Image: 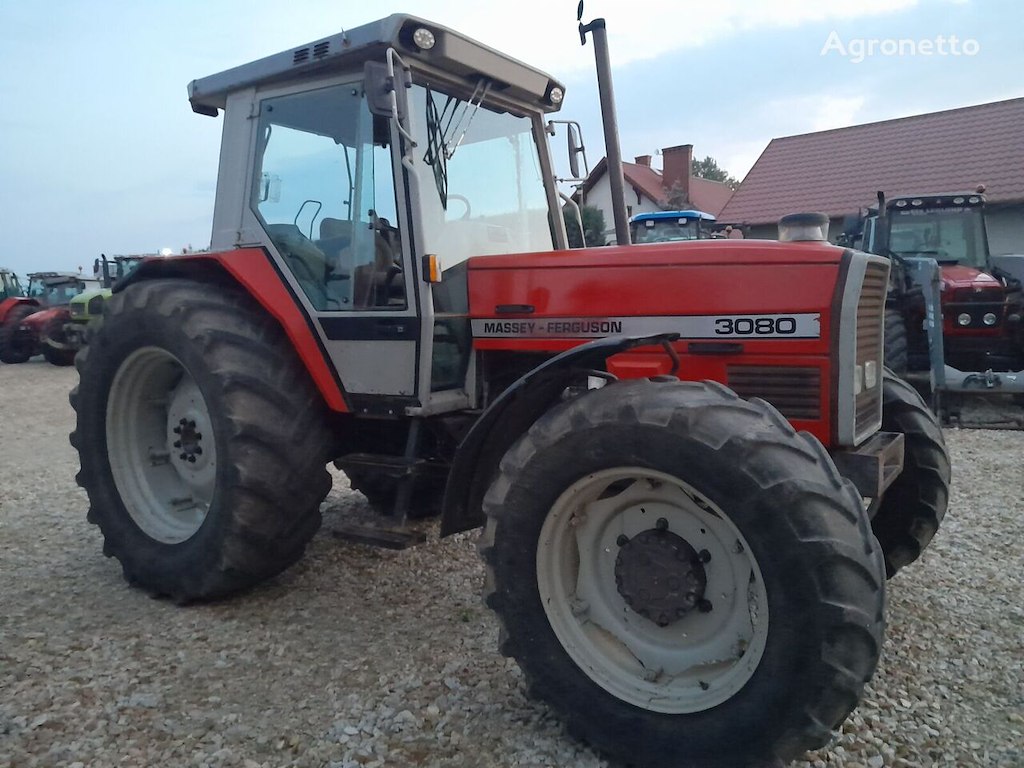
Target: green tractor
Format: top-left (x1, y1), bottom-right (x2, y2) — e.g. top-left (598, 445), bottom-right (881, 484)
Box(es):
top-left (65, 255), bottom-right (145, 349)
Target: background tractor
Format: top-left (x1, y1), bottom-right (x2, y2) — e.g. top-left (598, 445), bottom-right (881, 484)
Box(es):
top-left (65, 255), bottom-right (147, 350)
top-left (70, 11), bottom-right (948, 768)
top-left (0, 272), bottom-right (97, 365)
top-left (628, 209), bottom-right (717, 243)
top-left (849, 190), bottom-right (1024, 418)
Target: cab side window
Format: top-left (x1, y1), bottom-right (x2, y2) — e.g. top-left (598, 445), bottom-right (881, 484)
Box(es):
top-left (251, 84), bottom-right (404, 311)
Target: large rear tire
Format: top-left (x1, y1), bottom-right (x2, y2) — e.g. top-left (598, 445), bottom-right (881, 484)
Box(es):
top-left (872, 370), bottom-right (950, 577)
top-left (70, 278), bottom-right (333, 601)
top-left (481, 379), bottom-right (886, 768)
top-left (0, 304), bottom-right (36, 364)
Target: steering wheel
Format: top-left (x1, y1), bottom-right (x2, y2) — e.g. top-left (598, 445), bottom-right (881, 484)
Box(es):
top-left (446, 194), bottom-right (472, 221)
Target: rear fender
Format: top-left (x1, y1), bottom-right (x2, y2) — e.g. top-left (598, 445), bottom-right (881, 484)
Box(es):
top-left (439, 333), bottom-right (679, 537)
top-left (0, 297), bottom-right (39, 324)
top-left (116, 250), bottom-right (348, 412)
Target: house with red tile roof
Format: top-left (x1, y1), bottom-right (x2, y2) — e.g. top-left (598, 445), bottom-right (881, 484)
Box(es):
top-left (577, 144), bottom-right (735, 241)
top-left (718, 97), bottom-right (1024, 254)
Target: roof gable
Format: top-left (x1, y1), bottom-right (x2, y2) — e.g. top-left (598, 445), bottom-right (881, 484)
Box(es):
top-left (719, 97), bottom-right (1024, 225)
top-left (581, 159), bottom-right (734, 217)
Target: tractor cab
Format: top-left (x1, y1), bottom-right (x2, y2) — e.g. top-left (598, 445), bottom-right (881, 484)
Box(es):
top-left (184, 16), bottom-right (566, 412)
top-left (26, 272), bottom-right (95, 308)
top-left (1, 269), bottom-right (24, 301)
top-left (861, 192), bottom-right (990, 268)
top-left (629, 210), bottom-right (716, 244)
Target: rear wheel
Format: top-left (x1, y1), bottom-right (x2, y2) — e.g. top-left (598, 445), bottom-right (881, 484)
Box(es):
top-left (0, 304), bottom-right (36, 364)
top-left (482, 379), bottom-right (886, 768)
top-left (872, 370), bottom-right (950, 577)
top-left (884, 308), bottom-right (909, 375)
top-left (70, 278), bottom-right (333, 601)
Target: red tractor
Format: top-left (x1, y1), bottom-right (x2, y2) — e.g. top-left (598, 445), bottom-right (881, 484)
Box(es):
top-left (850, 190), bottom-right (1024, 415)
top-left (71, 13), bottom-right (948, 768)
top-left (0, 272), bottom-right (97, 365)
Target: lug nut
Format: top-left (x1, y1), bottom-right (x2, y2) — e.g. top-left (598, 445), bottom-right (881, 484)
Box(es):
top-left (655, 517), bottom-right (668, 531)
top-left (179, 453), bottom-right (188, 461)
top-left (699, 549), bottom-right (711, 563)
top-left (188, 455), bottom-right (197, 463)
top-left (195, 447), bottom-right (203, 455)
top-left (179, 418), bottom-right (187, 425)
top-left (194, 432), bottom-right (202, 440)
top-left (698, 599), bottom-right (713, 613)
top-left (698, 681), bottom-right (709, 691)
top-left (173, 425), bottom-right (182, 434)
top-left (616, 534), bottom-right (629, 547)
top-left (173, 440), bottom-right (181, 448)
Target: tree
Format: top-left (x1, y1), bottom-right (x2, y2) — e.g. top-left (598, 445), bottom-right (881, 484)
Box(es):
top-left (691, 155), bottom-right (740, 190)
top-left (564, 205), bottom-right (607, 248)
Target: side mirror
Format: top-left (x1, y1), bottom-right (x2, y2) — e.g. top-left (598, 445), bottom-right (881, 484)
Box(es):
top-left (549, 120), bottom-right (589, 182)
top-left (364, 60), bottom-right (411, 122)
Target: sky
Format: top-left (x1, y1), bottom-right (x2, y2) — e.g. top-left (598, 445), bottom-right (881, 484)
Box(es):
top-left (1, 0), bottom-right (1021, 277)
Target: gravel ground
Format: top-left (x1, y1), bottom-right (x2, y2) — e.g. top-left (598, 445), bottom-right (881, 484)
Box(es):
top-left (1, 360), bottom-right (1023, 768)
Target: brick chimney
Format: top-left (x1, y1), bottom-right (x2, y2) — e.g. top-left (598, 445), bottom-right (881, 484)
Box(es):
top-left (634, 154), bottom-right (652, 167)
top-left (661, 144), bottom-right (693, 205)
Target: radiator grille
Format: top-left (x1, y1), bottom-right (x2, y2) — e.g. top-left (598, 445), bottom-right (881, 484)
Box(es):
top-left (726, 366), bottom-right (822, 421)
top-left (855, 261), bottom-right (888, 436)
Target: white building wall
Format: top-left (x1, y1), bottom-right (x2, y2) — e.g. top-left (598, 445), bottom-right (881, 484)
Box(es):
top-left (580, 175), bottom-right (662, 244)
top-left (986, 205), bottom-right (1024, 255)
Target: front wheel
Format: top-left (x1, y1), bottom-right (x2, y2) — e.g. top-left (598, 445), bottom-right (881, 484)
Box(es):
top-left (481, 379), bottom-right (886, 768)
top-left (70, 278), bottom-right (333, 601)
top-left (0, 304), bottom-right (36, 364)
top-left (872, 370), bottom-right (950, 577)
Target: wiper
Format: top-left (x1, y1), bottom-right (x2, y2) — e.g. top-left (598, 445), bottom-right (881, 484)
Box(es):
top-left (423, 80), bottom-right (491, 209)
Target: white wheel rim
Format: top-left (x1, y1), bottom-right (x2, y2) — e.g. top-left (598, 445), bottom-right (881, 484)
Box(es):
top-left (106, 347), bottom-right (216, 544)
top-left (536, 468), bottom-right (769, 713)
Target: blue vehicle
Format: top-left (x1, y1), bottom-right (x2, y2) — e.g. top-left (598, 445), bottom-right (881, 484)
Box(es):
top-left (629, 209), bottom-right (717, 243)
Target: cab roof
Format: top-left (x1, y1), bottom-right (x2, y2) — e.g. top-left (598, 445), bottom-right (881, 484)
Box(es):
top-left (188, 14), bottom-right (565, 116)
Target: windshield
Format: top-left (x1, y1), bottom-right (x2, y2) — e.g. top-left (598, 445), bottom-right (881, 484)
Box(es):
top-left (407, 83), bottom-right (554, 266)
top-left (27, 277), bottom-right (88, 305)
top-left (631, 217), bottom-right (701, 244)
top-left (888, 207), bottom-right (988, 267)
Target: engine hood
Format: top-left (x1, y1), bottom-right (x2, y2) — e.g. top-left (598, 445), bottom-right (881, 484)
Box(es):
top-left (20, 306), bottom-right (68, 330)
top-left (940, 264), bottom-right (1002, 292)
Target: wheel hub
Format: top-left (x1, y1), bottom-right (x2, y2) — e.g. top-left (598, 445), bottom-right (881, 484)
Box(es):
top-left (614, 522), bottom-right (708, 627)
top-left (172, 418), bottom-right (204, 464)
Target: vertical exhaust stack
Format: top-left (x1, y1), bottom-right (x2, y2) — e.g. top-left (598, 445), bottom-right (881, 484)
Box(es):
top-left (578, 4), bottom-right (631, 245)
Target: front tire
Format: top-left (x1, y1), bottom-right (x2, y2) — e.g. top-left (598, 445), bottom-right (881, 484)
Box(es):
top-left (70, 278), bottom-right (333, 601)
top-left (482, 379), bottom-right (886, 768)
top-left (41, 316), bottom-right (77, 366)
top-left (883, 308), bottom-right (909, 375)
top-left (872, 370), bottom-right (950, 577)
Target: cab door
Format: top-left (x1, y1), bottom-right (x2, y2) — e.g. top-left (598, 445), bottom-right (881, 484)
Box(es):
top-left (242, 79), bottom-right (421, 406)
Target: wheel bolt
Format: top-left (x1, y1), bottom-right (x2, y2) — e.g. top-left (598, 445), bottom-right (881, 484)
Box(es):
top-left (179, 418), bottom-right (187, 425)
top-left (698, 599), bottom-right (713, 613)
top-left (655, 517), bottom-right (668, 531)
top-left (699, 549), bottom-right (711, 563)
top-left (698, 681), bottom-right (709, 691)
top-left (173, 440), bottom-right (181, 448)
top-left (173, 425), bottom-right (181, 434)
top-left (616, 534), bottom-right (629, 547)
top-left (194, 432), bottom-right (202, 440)
top-left (179, 453), bottom-right (188, 461)
top-left (188, 455), bottom-right (197, 463)
top-left (188, 420), bottom-right (196, 428)
top-left (195, 447), bottom-right (203, 455)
